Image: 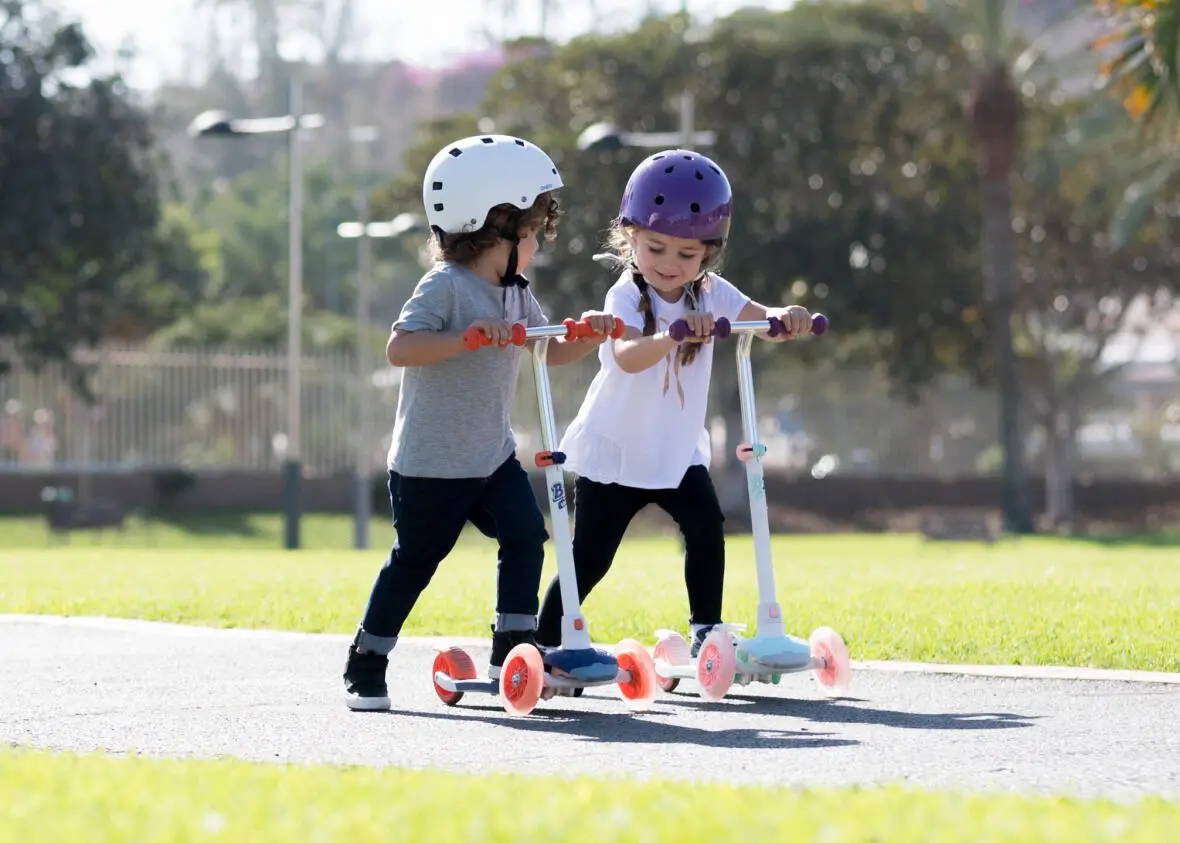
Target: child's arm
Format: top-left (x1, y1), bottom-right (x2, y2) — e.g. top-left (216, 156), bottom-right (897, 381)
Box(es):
top-left (544, 312), bottom-right (617, 366)
top-left (386, 328), bottom-right (468, 367)
top-left (611, 327), bottom-right (682, 373)
top-left (735, 300), bottom-right (812, 342)
top-left (385, 269), bottom-right (478, 367)
top-left (388, 318), bottom-right (520, 366)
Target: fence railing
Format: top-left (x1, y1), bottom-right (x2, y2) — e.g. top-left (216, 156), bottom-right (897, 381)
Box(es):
top-left (1, 340), bottom-right (1177, 479)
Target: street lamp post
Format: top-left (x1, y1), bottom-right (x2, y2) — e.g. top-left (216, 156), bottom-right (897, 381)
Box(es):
top-left (188, 75), bottom-right (325, 551)
top-left (348, 126), bottom-right (379, 552)
top-left (577, 91), bottom-right (714, 152)
top-left (336, 211), bottom-right (427, 550)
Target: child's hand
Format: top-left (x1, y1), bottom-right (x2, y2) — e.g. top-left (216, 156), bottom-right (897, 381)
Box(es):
top-left (578, 311), bottom-right (617, 342)
top-left (769, 305), bottom-right (812, 341)
top-left (679, 311), bottom-right (716, 343)
top-left (466, 318), bottom-right (514, 347)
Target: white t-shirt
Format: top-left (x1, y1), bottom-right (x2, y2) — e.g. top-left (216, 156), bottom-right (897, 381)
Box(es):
top-left (559, 269), bottom-right (750, 489)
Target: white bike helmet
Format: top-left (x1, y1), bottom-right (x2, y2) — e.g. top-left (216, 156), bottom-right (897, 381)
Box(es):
top-left (421, 134), bottom-right (563, 235)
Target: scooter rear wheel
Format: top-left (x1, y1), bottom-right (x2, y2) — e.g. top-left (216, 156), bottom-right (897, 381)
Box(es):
top-left (652, 631), bottom-right (690, 693)
top-left (431, 646), bottom-right (477, 706)
top-left (615, 638), bottom-right (659, 711)
top-left (809, 626), bottom-right (852, 697)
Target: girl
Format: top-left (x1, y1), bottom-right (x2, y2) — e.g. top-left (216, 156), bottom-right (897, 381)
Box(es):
top-left (534, 148), bottom-right (812, 658)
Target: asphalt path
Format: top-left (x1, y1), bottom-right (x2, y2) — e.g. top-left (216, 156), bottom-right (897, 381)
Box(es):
top-left (2, 616), bottom-right (1177, 802)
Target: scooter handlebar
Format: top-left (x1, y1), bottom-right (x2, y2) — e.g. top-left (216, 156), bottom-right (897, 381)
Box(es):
top-left (667, 313), bottom-right (828, 341)
top-left (462, 316), bottom-right (625, 350)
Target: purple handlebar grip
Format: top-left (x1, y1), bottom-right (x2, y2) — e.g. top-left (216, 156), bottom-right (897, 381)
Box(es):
top-left (668, 316), bottom-right (731, 341)
top-left (768, 313), bottom-right (829, 337)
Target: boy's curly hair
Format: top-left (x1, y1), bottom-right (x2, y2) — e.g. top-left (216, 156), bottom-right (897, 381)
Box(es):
top-left (599, 221), bottom-right (726, 367)
top-left (429, 191), bottom-right (562, 265)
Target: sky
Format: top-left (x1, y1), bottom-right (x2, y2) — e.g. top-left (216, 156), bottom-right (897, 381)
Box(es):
top-left (58, 0), bottom-right (799, 91)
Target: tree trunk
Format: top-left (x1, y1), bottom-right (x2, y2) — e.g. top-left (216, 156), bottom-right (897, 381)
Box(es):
top-left (981, 177), bottom-right (1034, 533)
top-left (967, 60), bottom-right (1035, 534)
top-left (1044, 392), bottom-right (1079, 532)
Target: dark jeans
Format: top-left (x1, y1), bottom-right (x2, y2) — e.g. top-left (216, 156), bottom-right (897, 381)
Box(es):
top-left (535, 465), bottom-right (725, 647)
top-left (358, 453), bottom-right (548, 647)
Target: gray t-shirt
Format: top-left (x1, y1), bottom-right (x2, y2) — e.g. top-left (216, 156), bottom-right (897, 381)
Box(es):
top-left (385, 261), bottom-right (546, 479)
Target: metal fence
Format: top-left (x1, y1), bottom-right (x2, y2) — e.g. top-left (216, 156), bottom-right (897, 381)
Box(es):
top-left (1, 339), bottom-right (1178, 479)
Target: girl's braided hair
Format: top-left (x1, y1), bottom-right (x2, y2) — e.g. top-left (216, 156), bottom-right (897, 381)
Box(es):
top-left (598, 221), bottom-right (726, 367)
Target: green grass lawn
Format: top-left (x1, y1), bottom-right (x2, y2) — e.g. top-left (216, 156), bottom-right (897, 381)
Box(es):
top-left (3, 748), bottom-right (1176, 843)
top-left (1, 516), bottom-right (1176, 671)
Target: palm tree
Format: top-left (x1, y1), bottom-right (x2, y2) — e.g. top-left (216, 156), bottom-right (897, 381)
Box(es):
top-left (916, 0), bottom-right (1106, 534)
top-left (1099, 0), bottom-right (1180, 126)
top-left (1092, 1), bottom-right (1180, 249)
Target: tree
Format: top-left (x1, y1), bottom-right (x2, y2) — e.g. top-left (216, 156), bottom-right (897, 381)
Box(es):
top-left (373, 5), bottom-right (993, 518)
top-left (1098, 0), bottom-right (1180, 127)
top-left (105, 204), bottom-right (224, 342)
top-left (1016, 97), bottom-right (1176, 528)
top-left (0, 0), bottom-right (162, 396)
top-left (1081, 1), bottom-right (1180, 252)
top-left (913, 0), bottom-right (1110, 534)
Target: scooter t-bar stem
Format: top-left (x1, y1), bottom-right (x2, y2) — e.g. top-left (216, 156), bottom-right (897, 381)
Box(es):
top-left (667, 313), bottom-right (828, 342)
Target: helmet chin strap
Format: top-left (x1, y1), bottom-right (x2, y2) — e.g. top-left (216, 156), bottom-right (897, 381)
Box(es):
top-left (498, 229), bottom-right (529, 289)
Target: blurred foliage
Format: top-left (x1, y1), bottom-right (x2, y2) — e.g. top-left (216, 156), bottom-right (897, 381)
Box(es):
top-left (0, 0), bottom-right (161, 393)
top-left (377, 4), bottom-right (990, 391)
top-left (3, 0), bottom-right (1176, 412)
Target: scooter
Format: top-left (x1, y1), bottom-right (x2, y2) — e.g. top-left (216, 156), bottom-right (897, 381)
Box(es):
top-left (649, 313), bottom-right (853, 702)
top-left (430, 316), bottom-right (662, 716)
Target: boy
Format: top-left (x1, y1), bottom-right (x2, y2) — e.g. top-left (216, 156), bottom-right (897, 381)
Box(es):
top-left (343, 134), bottom-right (615, 711)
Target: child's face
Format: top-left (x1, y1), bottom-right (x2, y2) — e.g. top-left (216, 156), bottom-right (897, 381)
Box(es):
top-left (513, 224), bottom-right (541, 273)
top-left (631, 228), bottom-right (706, 293)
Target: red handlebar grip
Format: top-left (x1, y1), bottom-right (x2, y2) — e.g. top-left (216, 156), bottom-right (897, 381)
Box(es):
top-left (562, 316), bottom-right (627, 341)
top-left (462, 326), bottom-right (489, 351)
top-left (463, 323), bottom-right (527, 349)
top-left (562, 317), bottom-right (593, 341)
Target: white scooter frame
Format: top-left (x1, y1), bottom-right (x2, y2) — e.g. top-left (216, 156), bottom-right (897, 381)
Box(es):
top-left (650, 313), bottom-right (853, 702)
top-left (430, 317), bottom-right (661, 716)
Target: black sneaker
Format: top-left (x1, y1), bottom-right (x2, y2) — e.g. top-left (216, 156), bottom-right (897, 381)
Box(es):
top-left (488, 626), bottom-right (542, 680)
top-left (343, 644), bottom-right (390, 711)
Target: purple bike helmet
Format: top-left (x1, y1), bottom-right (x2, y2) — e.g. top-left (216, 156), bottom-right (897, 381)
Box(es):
top-left (618, 149), bottom-right (733, 242)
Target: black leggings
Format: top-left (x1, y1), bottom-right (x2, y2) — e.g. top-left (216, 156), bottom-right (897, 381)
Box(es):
top-left (535, 465), bottom-right (725, 647)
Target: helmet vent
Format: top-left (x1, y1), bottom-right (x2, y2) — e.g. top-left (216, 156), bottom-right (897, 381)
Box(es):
top-left (481, 137), bottom-right (494, 143)
top-left (433, 203), bottom-right (444, 212)
top-left (690, 202), bottom-right (700, 213)
top-left (432, 181), bottom-right (443, 190)
top-left (448, 148), bottom-right (462, 157)
top-left (664, 165), bottom-right (675, 174)
top-left (654, 195), bottom-right (665, 205)
top-left (694, 170), bottom-right (703, 180)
